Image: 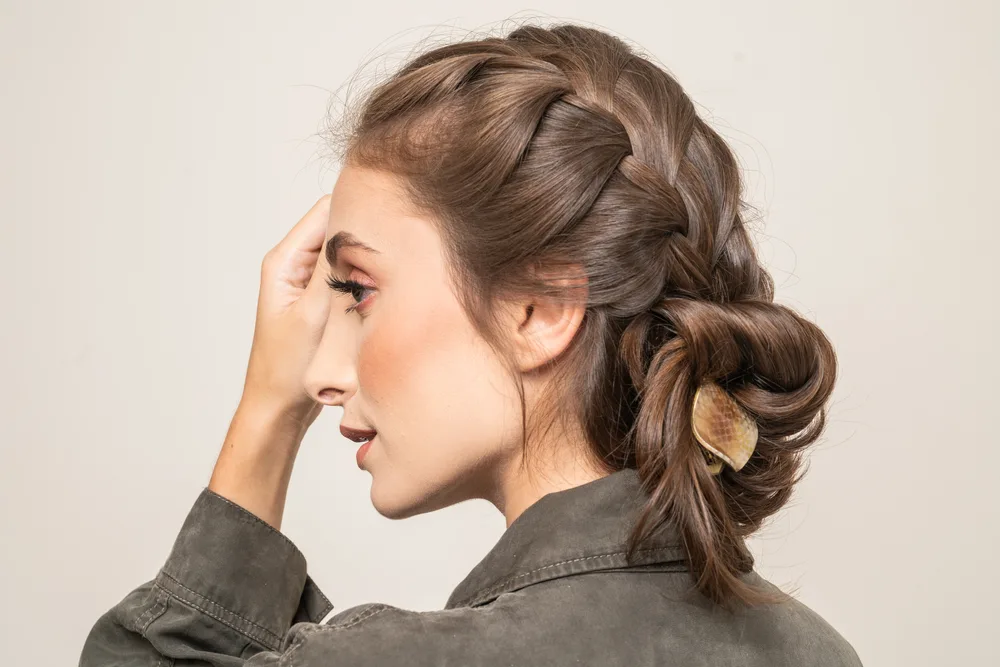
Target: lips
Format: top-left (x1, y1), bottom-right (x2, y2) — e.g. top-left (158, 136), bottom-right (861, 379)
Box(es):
top-left (341, 424), bottom-right (377, 469)
top-left (355, 438), bottom-right (374, 468)
top-left (340, 424), bottom-right (377, 442)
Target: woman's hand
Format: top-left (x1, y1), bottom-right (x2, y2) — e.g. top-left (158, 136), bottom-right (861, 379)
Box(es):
top-left (208, 195), bottom-right (332, 528)
top-left (240, 195), bottom-right (333, 429)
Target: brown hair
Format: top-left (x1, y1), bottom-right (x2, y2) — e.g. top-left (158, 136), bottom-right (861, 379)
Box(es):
top-left (324, 21), bottom-right (838, 608)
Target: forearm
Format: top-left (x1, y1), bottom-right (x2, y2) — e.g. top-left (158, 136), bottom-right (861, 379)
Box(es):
top-left (208, 399), bottom-right (310, 531)
top-left (79, 487), bottom-right (334, 667)
top-left (80, 401), bottom-right (329, 667)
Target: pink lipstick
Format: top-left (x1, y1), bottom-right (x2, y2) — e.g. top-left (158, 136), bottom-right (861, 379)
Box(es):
top-left (340, 424), bottom-right (377, 469)
top-left (355, 438), bottom-right (373, 468)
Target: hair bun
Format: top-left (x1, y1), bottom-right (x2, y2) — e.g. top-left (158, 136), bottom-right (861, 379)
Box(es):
top-left (647, 296), bottom-right (836, 439)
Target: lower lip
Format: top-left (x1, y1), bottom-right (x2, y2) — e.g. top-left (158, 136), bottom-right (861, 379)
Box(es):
top-left (356, 437), bottom-right (374, 468)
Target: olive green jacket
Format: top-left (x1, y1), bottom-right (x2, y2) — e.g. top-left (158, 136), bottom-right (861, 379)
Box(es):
top-left (79, 468), bottom-right (862, 666)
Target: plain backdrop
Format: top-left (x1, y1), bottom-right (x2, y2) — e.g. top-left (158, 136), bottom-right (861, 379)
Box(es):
top-left (1, 1), bottom-right (996, 665)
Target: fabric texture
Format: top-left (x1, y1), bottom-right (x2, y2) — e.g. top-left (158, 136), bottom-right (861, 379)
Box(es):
top-left (78, 468), bottom-right (863, 666)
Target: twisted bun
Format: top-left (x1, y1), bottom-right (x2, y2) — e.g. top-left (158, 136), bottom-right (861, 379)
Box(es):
top-left (622, 296), bottom-right (837, 604)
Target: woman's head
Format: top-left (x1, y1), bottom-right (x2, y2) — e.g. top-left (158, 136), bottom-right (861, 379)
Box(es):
top-left (305, 22), bottom-right (837, 607)
top-left (304, 163), bottom-right (599, 521)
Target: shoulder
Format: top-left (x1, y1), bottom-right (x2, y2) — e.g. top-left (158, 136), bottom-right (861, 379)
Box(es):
top-left (276, 579), bottom-right (863, 667)
top-left (280, 602), bottom-right (499, 667)
top-left (281, 593), bottom-right (576, 666)
top-left (743, 575), bottom-right (863, 666)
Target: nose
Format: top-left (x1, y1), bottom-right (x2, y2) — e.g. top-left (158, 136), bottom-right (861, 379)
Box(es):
top-left (303, 307), bottom-right (360, 407)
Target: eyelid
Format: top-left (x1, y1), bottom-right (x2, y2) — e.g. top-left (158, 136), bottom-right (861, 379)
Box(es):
top-left (324, 270), bottom-right (373, 314)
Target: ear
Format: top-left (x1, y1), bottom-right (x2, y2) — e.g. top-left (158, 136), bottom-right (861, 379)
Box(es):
top-left (507, 264), bottom-right (589, 373)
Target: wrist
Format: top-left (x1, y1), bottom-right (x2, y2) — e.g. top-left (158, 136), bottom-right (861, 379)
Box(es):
top-left (235, 395), bottom-right (316, 438)
top-left (207, 399), bottom-right (311, 530)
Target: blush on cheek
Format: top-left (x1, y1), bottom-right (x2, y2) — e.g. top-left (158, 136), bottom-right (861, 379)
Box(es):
top-left (357, 298), bottom-right (467, 432)
top-left (357, 302), bottom-right (437, 412)
top-left (356, 328), bottom-right (394, 411)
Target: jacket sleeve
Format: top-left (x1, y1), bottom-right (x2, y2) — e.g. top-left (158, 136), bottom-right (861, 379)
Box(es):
top-left (78, 487), bottom-right (336, 666)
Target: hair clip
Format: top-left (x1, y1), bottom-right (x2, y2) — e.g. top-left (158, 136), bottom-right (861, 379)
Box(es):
top-left (691, 381), bottom-right (758, 475)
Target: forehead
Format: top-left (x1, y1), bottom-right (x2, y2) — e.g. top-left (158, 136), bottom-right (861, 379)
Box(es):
top-left (323, 166), bottom-right (406, 263)
top-left (329, 163), bottom-right (412, 215)
top-left (323, 164), bottom-right (440, 273)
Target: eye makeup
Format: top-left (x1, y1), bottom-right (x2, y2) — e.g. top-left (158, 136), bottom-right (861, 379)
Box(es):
top-left (325, 271), bottom-right (374, 314)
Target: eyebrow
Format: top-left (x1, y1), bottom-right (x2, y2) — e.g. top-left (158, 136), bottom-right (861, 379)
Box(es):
top-left (325, 231), bottom-right (381, 267)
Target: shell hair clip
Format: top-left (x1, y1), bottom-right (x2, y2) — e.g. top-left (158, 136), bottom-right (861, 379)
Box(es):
top-left (691, 380), bottom-right (758, 475)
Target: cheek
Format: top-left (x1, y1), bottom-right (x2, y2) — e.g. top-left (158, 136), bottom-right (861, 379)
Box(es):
top-left (358, 298), bottom-right (468, 428)
top-left (357, 297), bottom-right (516, 468)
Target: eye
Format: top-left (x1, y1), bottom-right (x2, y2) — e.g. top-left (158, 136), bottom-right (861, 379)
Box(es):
top-left (325, 272), bottom-right (373, 314)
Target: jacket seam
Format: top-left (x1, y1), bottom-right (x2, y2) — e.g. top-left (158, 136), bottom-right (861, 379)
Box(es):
top-left (202, 487), bottom-right (303, 554)
top-left (280, 606), bottom-right (392, 667)
top-left (154, 572), bottom-right (284, 650)
top-left (303, 575), bottom-right (335, 621)
top-left (132, 588), bottom-right (170, 635)
top-left (458, 546), bottom-right (683, 607)
top-left (125, 589), bottom-right (173, 667)
top-left (328, 604), bottom-right (392, 629)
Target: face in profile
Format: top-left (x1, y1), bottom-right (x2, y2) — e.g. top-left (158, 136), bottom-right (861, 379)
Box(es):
top-left (303, 164), bottom-right (527, 519)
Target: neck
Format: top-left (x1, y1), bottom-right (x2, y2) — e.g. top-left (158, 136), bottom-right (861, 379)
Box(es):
top-left (493, 444), bottom-right (610, 529)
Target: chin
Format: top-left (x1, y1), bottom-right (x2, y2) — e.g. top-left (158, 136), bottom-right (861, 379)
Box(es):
top-left (368, 477), bottom-right (427, 520)
top-left (368, 471), bottom-right (470, 520)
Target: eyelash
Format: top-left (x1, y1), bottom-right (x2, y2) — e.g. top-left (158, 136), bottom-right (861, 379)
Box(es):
top-left (325, 272), bottom-right (372, 314)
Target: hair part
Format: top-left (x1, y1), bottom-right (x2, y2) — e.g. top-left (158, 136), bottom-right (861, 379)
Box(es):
top-left (324, 20), bottom-right (838, 609)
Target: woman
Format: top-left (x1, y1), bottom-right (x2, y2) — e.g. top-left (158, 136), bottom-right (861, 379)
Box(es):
top-left (80, 22), bottom-right (861, 666)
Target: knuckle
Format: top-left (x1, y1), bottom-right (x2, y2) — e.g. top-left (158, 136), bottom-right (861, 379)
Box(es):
top-left (261, 248), bottom-right (280, 271)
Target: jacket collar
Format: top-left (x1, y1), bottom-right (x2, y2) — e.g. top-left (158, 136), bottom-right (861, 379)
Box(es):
top-left (445, 468), bottom-right (686, 609)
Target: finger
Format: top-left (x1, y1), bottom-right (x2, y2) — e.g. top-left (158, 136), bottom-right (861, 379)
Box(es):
top-left (301, 243), bottom-right (333, 309)
top-left (278, 194), bottom-right (331, 256)
top-left (267, 195), bottom-right (332, 291)
top-left (297, 250), bottom-right (333, 336)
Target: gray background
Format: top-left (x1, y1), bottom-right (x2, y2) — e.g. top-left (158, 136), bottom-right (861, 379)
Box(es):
top-left (1, 1), bottom-right (996, 665)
